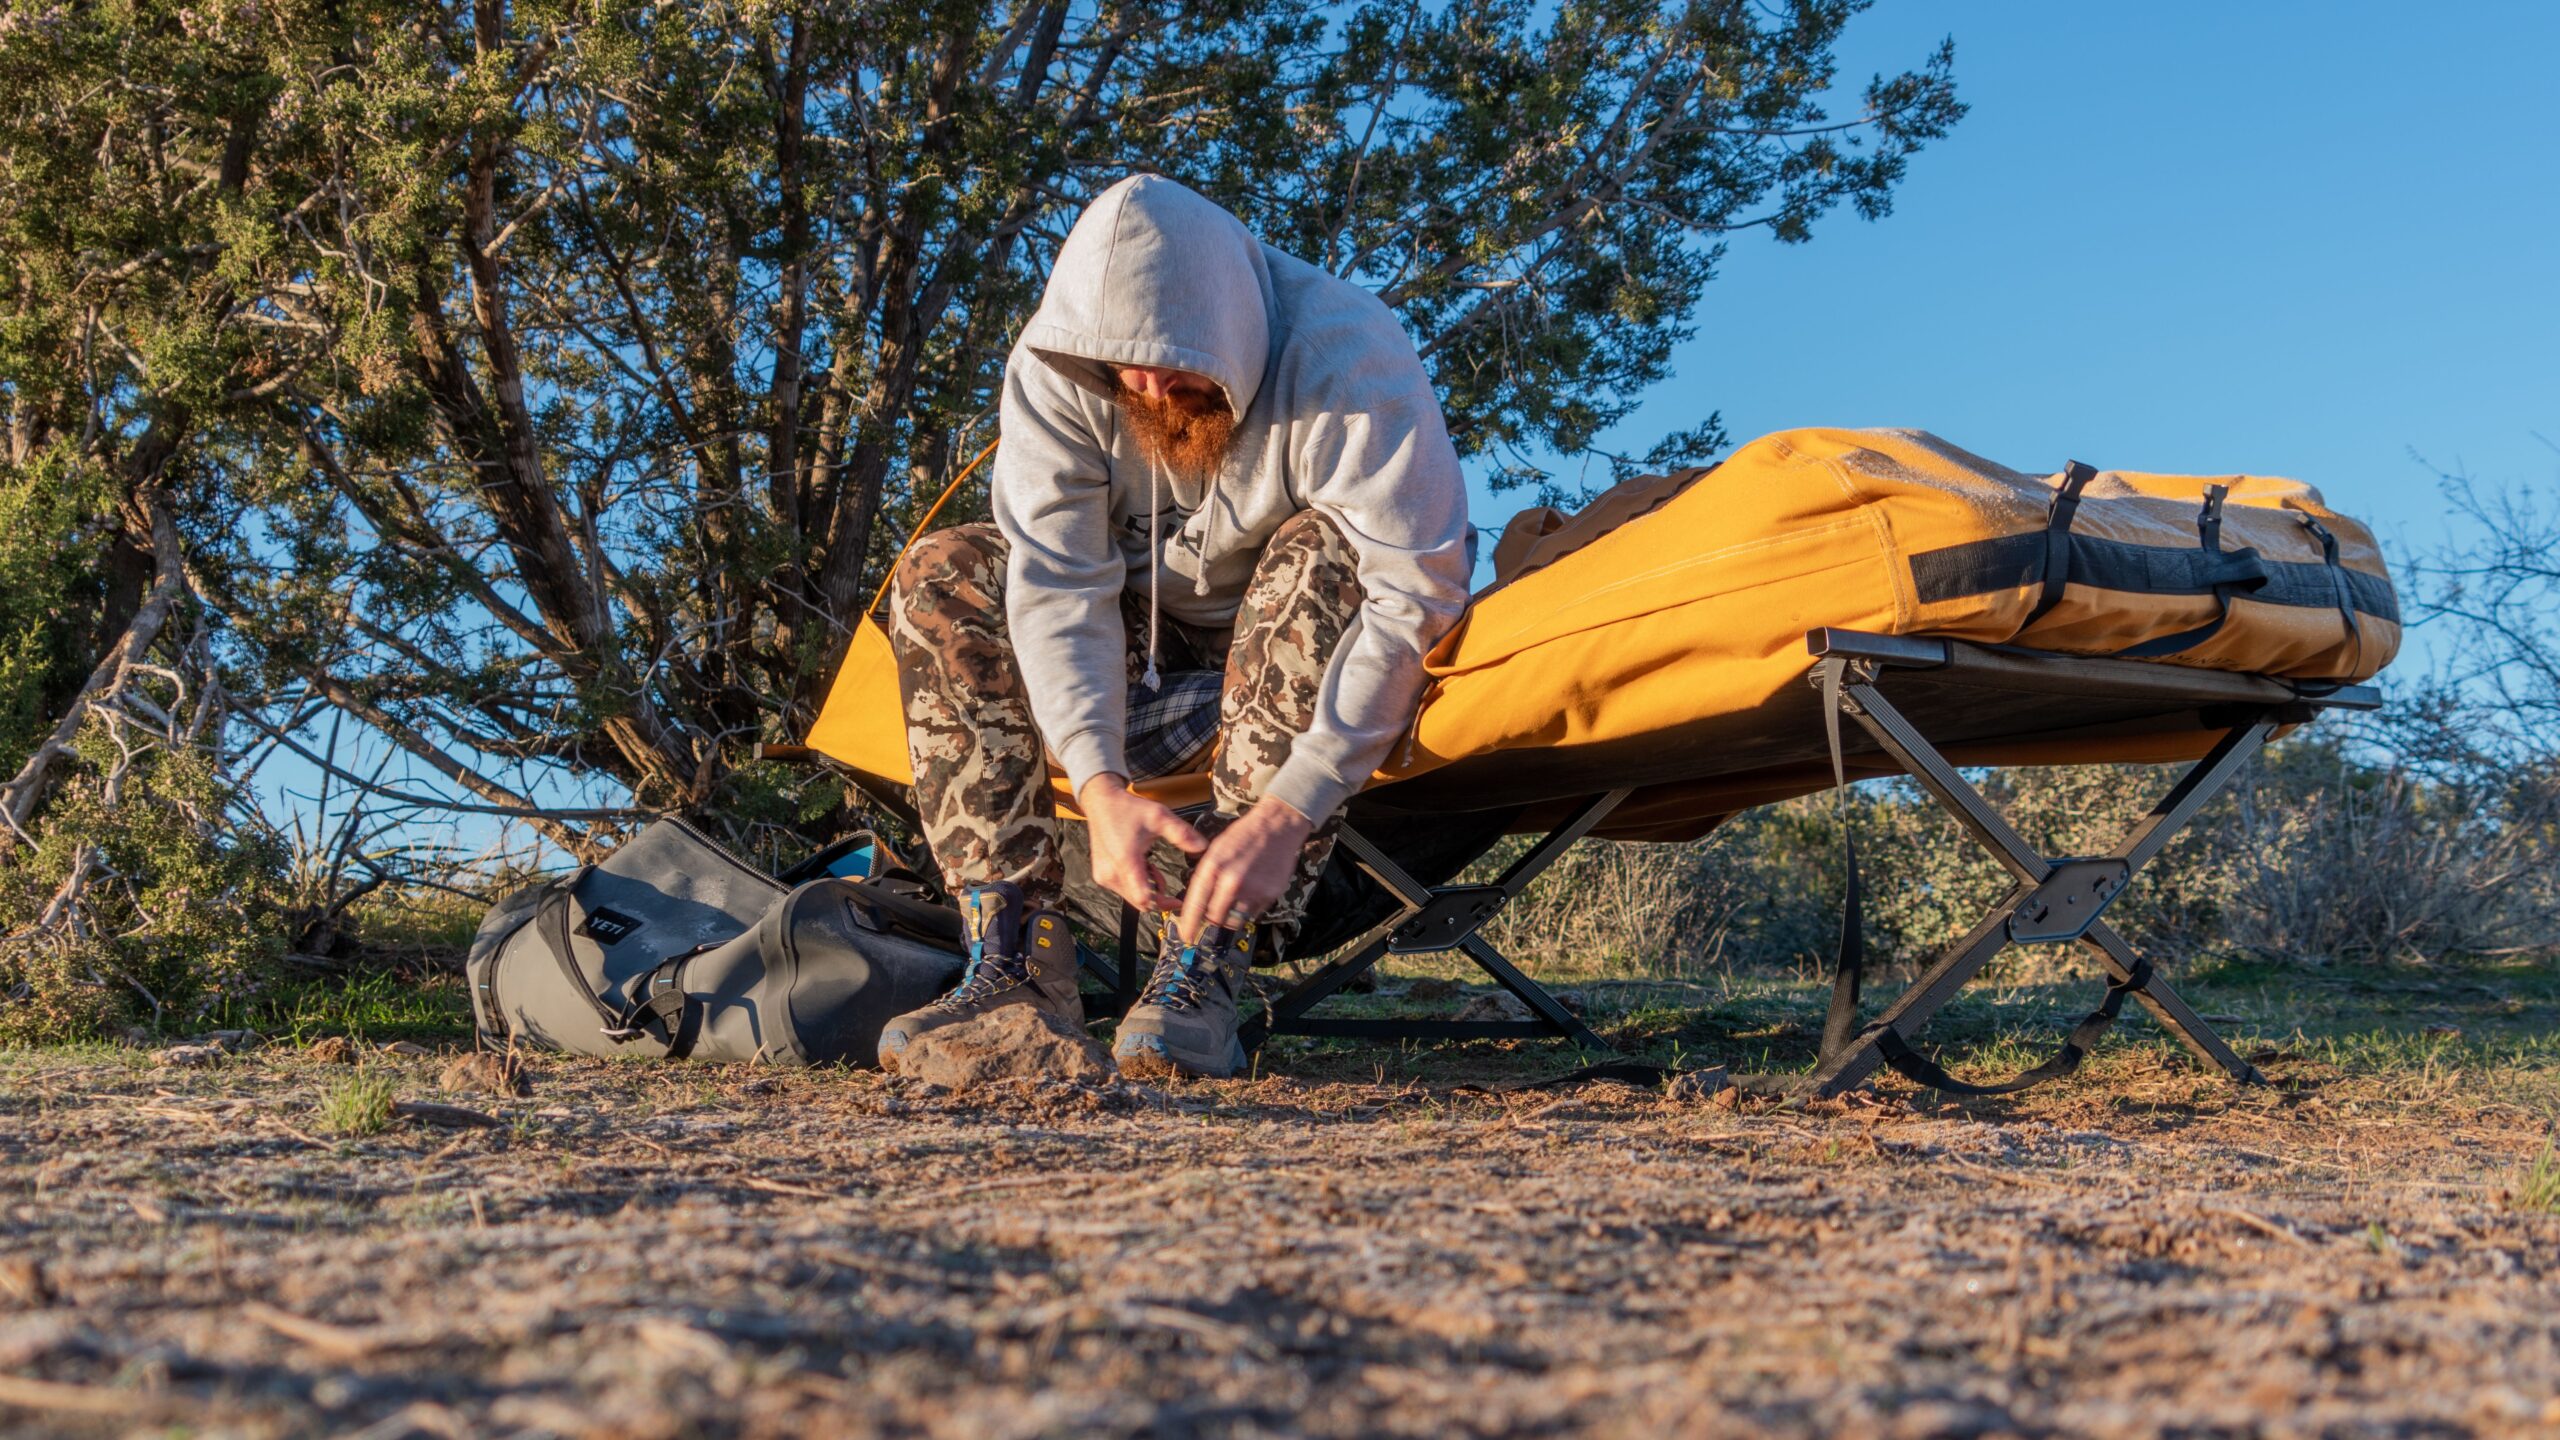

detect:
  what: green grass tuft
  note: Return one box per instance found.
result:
[2512,1143,2560,1214]
[316,1069,399,1137]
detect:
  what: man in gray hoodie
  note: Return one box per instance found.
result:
[874,175,1473,1078]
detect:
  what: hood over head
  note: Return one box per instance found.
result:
[1020,176,1275,423]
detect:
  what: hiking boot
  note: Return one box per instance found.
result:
[1114,917,1257,1080]
[876,882,1079,1071]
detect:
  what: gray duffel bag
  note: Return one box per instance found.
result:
[466,818,967,1065]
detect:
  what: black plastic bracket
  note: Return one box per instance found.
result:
[2008,858,2132,944]
[1389,885,1510,953]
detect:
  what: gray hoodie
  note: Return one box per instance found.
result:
[991,175,1472,824]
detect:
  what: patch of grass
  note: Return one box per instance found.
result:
[215,967,475,1046]
[1245,950,2560,1108]
[316,1069,398,1137]
[2512,1143,2560,1214]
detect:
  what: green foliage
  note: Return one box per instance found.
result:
[0,725,291,1042]
[0,452,120,765]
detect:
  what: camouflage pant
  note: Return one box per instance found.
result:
[887,511,1362,957]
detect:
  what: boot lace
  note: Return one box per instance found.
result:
[1141,944,1214,1013]
[936,945,1032,1010]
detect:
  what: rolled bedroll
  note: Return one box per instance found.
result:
[805,426,2399,840]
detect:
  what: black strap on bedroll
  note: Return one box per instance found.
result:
[529,877,712,1056]
[2024,460,2099,627]
[2295,512,2364,664]
[839,880,966,945]
[2117,484,2271,660]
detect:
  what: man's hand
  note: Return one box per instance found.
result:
[1079,773,1208,914]
[1177,796,1313,944]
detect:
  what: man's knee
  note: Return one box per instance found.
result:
[889,522,1007,621]
[1268,509,1352,566]
[1246,510,1362,626]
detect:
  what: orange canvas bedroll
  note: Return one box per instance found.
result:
[805,427,2398,835]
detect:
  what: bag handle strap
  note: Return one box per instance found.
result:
[533,876,711,1054]
[533,875,629,1037]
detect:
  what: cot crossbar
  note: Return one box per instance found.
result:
[1236,789,1630,1056]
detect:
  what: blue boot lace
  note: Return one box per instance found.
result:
[934,886,1031,1009]
[1142,921,1251,1013]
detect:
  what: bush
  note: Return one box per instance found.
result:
[0,724,292,1043]
[1474,731,2560,984]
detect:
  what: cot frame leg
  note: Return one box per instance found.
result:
[1237,789,1634,1056]
[1804,658,2273,1099]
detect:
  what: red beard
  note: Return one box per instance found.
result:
[1116,381,1237,484]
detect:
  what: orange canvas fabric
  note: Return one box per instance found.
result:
[806,427,2397,829]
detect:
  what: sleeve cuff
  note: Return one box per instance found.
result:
[1053,727,1128,799]
[1264,754,1355,827]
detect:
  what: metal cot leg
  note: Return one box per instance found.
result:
[1806,658,2276,1098]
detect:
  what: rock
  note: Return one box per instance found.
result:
[892,1005,1116,1091]
[1453,992,1531,1023]
[1664,1066,1731,1103]
[154,1043,225,1068]
[303,1036,357,1065]
[1887,1399,2014,1440]
[1450,989,1584,1022]
[0,1256,51,1307]
[439,1051,531,1098]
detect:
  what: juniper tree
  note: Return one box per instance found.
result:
[9,0,1962,855]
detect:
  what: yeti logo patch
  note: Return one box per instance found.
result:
[580,907,644,946]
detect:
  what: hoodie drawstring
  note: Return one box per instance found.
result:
[1142,458,1163,692]
[1143,438,1231,689]
[1196,488,1219,599]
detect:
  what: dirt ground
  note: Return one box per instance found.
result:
[5,1028,2559,1440]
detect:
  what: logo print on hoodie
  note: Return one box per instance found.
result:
[1122,506,1200,555]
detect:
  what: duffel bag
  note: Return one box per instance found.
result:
[466,818,967,1065]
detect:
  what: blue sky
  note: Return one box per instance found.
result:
[1471,0,2560,615]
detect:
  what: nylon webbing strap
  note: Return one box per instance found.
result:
[2025,461,2099,626]
[2297,513,2364,668]
[604,944,713,1058]
[1866,956,2155,1096]
[2116,483,2268,659]
[535,877,632,1038]
[1819,659,1866,1060]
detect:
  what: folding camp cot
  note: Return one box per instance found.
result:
[786,427,2398,1095]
